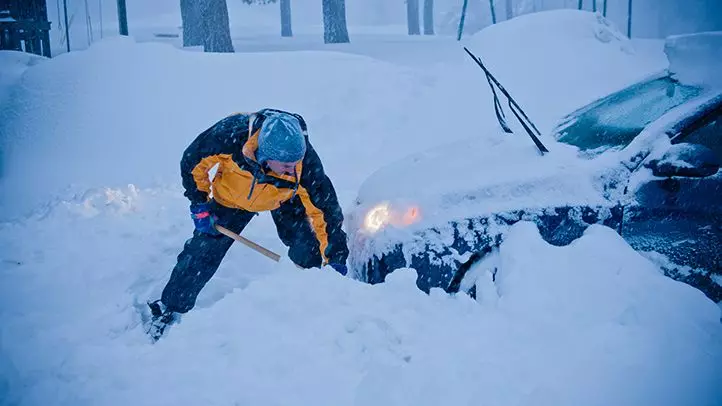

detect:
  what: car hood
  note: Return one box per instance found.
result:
[352,135,615,234]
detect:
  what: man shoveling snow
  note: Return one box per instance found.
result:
[147,108,350,340]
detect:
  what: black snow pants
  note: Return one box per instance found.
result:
[161,198,324,313]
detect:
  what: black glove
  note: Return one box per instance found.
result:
[190,202,219,235]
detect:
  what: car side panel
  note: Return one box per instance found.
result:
[622,175,722,302]
[362,205,623,293]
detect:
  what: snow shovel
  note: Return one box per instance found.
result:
[214,224,281,262]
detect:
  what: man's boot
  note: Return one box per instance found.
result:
[147,300,178,341]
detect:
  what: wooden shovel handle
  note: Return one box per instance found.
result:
[214,224,281,262]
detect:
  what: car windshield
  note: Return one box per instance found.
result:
[556,76,703,153]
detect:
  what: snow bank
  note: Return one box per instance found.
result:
[1,11,668,223]
[463,10,667,132]
[0,51,45,109]
[0,51,47,178]
[1,191,720,405]
[665,31,722,89]
[0,36,467,221]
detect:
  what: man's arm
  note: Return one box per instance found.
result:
[296,140,349,266]
[181,114,249,204]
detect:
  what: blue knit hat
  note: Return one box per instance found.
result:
[256,114,306,164]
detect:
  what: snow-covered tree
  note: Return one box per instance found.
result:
[180,0,203,47]
[180,0,234,52]
[203,0,234,52]
[323,0,350,43]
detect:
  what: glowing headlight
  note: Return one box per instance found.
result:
[363,203,391,233]
[402,206,421,225]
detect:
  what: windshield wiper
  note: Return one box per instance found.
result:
[464,47,549,155]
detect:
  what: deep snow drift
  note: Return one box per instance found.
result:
[1,9,720,406]
[0,36,455,221]
[462,9,668,132]
[1,190,720,405]
[0,51,47,178]
[0,51,45,110]
[0,11,667,221]
[665,31,722,88]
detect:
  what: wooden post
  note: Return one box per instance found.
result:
[34,0,52,57]
[41,27,50,56]
[28,30,41,54]
[117,0,128,36]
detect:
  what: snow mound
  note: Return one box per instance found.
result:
[462,9,666,131]
[0,51,45,107]
[1,193,720,405]
[665,31,722,89]
[0,51,47,178]
[0,36,427,221]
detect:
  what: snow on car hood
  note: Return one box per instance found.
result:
[460,9,663,134]
[353,134,611,231]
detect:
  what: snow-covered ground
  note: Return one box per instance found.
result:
[1,9,721,406]
[0,51,47,179]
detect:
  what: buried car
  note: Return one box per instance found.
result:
[346,32,722,303]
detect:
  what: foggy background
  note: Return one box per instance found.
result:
[46,0,722,54]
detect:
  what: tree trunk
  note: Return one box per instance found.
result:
[423,0,434,35]
[407,0,420,35]
[117,0,129,36]
[322,0,350,44]
[457,0,469,40]
[201,0,234,53]
[505,0,513,20]
[180,0,203,46]
[626,0,632,37]
[489,0,497,24]
[281,0,292,37]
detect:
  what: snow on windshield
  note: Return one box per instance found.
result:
[556,76,702,153]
